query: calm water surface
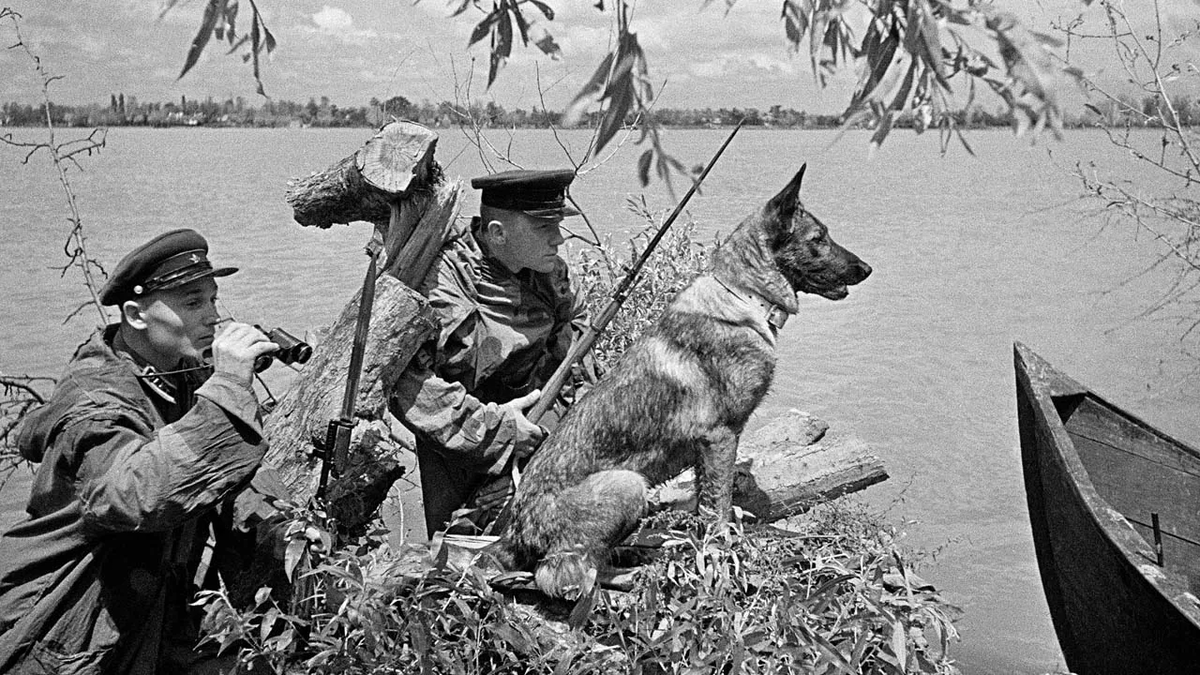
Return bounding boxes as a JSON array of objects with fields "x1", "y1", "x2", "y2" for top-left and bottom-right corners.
[{"x1": 3, "y1": 127, "x2": 1198, "y2": 675}]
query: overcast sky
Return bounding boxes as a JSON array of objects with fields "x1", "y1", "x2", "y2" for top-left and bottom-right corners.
[{"x1": 1, "y1": 1, "x2": 1197, "y2": 113}]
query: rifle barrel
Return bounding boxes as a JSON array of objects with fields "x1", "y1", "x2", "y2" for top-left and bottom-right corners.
[
  {"x1": 527, "y1": 120, "x2": 743, "y2": 423},
  {"x1": 316, "y1": 232, "x2": 383, "y2": 500}
]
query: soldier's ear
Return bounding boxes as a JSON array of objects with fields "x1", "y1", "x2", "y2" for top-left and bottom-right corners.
[
  {"x1": 482, "y1": 219, "x2": 507, "y2": 244},
  {"x1": 121, "y1": 300, "x2": 149, "y2": 330}
]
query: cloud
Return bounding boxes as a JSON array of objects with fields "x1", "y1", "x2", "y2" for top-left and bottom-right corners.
[
  {"x1": 313, "y1": 6, "x2": 354, "y2": 32},
  {"x1": 304, "y1": 5, "x2": 378, "y2": 43},
  {"x1": 685, "y1": 53, "x2": 799, "y2": 80}
]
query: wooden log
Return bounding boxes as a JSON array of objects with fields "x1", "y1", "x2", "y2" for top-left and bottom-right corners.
[
  {"x1": 263, "y1": 275, "x2": 438, "y2": 527},
  {"x1": 264, "y1": 121, "x2": 470, "y2": 531},
  {"x1": 382, "y1": 179, "x2": 466, "y2": 289},
  {"x1": 285, "y1": 120, "x2": 441, "y2": 229},
  {"x1": 650, "y1": 409, "x2": 888, "y2": 521}
]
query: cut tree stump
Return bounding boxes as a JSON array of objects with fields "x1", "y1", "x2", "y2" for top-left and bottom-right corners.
[
  {"x1": 264, "y1": 120, "x2": 460, "y2": 531},
  {"x1": 286, "y1": 121, "x2": 441, "y2": 229}
]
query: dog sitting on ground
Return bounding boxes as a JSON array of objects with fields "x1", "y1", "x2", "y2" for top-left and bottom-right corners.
[{"x1": 485, "y1": 165, "x2": 872, "y2": 598}]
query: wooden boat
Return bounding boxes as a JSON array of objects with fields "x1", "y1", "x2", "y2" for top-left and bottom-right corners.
[{"x1": 1015, "y1": 342, "x2": 1200, "y2": 675}]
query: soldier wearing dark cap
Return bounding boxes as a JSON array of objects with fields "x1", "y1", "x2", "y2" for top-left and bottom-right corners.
[
  {"x1": 0, "y1": 229, "x2": 289, "y2": 674},
  {"x1": 390, "y1": 169, "x2": 596, "y2": 538}
]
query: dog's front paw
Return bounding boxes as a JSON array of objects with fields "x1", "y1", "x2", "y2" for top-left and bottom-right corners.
[{"x1": 535, "y1": 548, "x2": 598, "y2": 600}]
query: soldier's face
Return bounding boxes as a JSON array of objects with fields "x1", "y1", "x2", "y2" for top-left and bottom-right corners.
[
  {"x1": 130, "y1": 278, "x2": 222, "y2": 367},
  {"x1": 492, "y1": 213, "x2": 565, "y2": 274}
]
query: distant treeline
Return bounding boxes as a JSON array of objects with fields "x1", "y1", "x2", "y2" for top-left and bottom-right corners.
[{"x1": 3, "y1": 93, "x2": 1195, "y2": 130}]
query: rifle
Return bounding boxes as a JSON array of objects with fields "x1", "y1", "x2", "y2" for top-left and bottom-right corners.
[
  {"x1": 525, "y1": 119, "x2": 744, "y2": 423},
  {"x1": 315, "y1": 229, "x2": 384, "y2": 500},
  {"x1": 479, "y1": 121, "x2": 743, "y2": 532}
]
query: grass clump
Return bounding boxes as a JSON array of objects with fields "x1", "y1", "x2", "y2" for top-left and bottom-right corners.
[
  {"x1": 197, "y1": 502, "x2": 959, "y2": 674},
  {"x1": 587, "y1": 505, "x2": 960, "y2": 674}
]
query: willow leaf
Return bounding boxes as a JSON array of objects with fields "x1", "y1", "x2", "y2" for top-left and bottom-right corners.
[
  {"x1": 468, "y1": 11, "x2": 498, "y2": 47},
  {"x1": 488, "y1": 7, "x2": 513, "y2": 87},
  {"x1": 509, "y1": 0, "x2": 530, "y2": 45},
  {"x1": 226, "y1": 0, "x2": 238, "y2": 44},
  {"x1": 595, "y1": 70, "x2": 633, "y2": 154},
  {"x1": 179, "y1": 0, "x2": 224, "y2": 79},
  {"x1": 637, "y1": 148, "x2": 653, "y2": 187},
  {"x1": 527, "y1": 0, "x2": 555, "y2": 20},
  {"x1": 562, "y1": 51, "x2": 614, "y2": 125}
]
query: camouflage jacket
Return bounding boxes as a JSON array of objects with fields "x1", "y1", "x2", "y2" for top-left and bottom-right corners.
[
  {"x1": 391, "y1": 222, "x2": 589, "y2": 475},
  {"x1": 0, "y1": 326, "x2": 285, "y2": 675}
]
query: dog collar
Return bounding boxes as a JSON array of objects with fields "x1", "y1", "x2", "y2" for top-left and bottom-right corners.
[{"x1": 714, "y1": 277, "x2": 790, "y2": 335}]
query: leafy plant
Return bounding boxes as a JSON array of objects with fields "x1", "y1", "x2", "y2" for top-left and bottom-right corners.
[
  {"x1": 196, "y1": 499, "x2": 960, "y2": 674},
  {"x1": 571, "y1": 201, "x2": 716, "y2": 371},
  {"x1": 172, "y1": 0, "x2": 276, "y2": 95},
  {"x1": 587, "y1": 505, "x2": 961, "y2": 674},
  {"x1": 161, "y1": 1, "x2": 1083, "y2": 187},
  {"x1": 459, "y1": 0, "x2": 564, "y2": 87}
]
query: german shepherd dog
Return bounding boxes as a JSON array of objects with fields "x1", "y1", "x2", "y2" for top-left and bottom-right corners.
[{"x1": 487, "y1": 165, "x2": 871, "y2": 598}]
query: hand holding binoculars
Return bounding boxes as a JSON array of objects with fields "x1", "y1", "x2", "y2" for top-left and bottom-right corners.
[{"x1": 253, "y1": 326, "x2": 313, "y2": 373}]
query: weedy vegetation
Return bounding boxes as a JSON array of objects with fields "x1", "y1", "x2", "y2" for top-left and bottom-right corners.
[
  {"x1": 196, "y1": 500, "x2": 960, "y2": 674},
  {"x1": 573, "y1": 199, "x2": 717, "y2": 371}
]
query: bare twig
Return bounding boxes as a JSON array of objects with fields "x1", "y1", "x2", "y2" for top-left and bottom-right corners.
[
  {"x1": 1, "y1": 373, "x2": 54, "y2": 486},
  {"x1": 2, "y1": 9, "x2": 108, "y2": 327},
  {"x1": 1053, "y1": 0, "x2": 1200, "y2": 361}
]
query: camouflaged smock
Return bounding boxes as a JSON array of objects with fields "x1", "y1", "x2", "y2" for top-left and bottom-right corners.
[
  {"x1": 391, "y1": 224, "x2": 588, "y2": 535},
  {"x1": 0, "y1": 326, "x2": 286, "y2": 675}
]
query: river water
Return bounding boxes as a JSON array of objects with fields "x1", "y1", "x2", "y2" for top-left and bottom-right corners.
[{"x1": 3, "y1": 126, "x2": 1198, "y2": 674}]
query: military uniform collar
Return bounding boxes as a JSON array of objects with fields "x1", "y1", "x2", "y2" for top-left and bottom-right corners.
[{"x1": 110, "y1": 327, "x2": 181, "y2": 405}]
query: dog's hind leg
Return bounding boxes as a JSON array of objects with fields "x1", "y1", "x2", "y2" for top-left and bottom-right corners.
[
  {"x1": 696, "y1": 428, "x2": 739, "y2": 524},
  {"x1": 533, "y1": 469, "x2": 649, "y2": 599}
]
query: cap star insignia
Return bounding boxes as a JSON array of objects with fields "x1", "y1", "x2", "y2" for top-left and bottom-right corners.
[{"x1": 189, "y1": 253, "x2": 201, "y2": 264}]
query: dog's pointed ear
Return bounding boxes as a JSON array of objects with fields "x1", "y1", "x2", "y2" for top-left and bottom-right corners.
[{"x1": 766, "y1": 165, "x2": 806, "y2": 223}]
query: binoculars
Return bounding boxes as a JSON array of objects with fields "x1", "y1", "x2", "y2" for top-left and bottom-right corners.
[{"x1": 253, "y1": 326, "x2": 313, "y2": 373}]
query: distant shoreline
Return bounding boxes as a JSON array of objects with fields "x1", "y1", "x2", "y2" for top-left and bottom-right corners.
[{"x1": 0, "y1": 121, "x2": 1118, "y2": 131}]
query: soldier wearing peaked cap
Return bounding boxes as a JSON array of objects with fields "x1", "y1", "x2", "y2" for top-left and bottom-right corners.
[
  {"x1": 0, "y1": 228, "x2": 292, "y2": 674},
  {"x1": 390, "y1": 169, "x2": 598, "y2": 539}
]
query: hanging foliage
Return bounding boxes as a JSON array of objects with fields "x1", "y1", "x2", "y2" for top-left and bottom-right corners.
[{"x1": 165, "y1": 0, "x2": 1083, "y2": 181}]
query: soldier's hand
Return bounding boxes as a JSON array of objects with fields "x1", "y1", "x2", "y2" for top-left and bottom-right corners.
[
  {"x1": 508, "y1": 388, "x2": 541, "y2": 414},
  {"x1": 211, "y1": 322, "x2": 277, "y2": 388},
  {"x1": 503, "y1": 389, "x2": 546, "y2": 457}
]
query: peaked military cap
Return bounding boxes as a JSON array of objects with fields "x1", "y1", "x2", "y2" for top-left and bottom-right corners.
[
  {"x1": 99, "y1": 228, "x2": 237, "y2": 305},
  {"x1": 472, "y1": 168, "x2": 581, "y2": 219}
]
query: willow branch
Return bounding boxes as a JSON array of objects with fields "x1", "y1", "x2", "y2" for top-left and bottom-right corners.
[{"x1": 4, "y1": 9, "x2": 108, "y2": 327}]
